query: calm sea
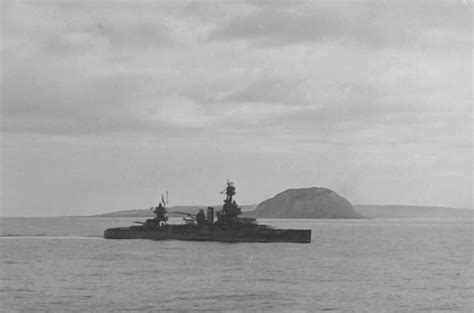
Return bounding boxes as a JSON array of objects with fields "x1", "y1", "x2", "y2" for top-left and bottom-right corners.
[{"x1": 0, "y1": 217, "x2": 472, "y2": 312}]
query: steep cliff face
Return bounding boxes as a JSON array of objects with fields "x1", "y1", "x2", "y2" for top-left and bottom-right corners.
[{"x1": 256, "y1": 187, "x2": 362, "y2": 218}]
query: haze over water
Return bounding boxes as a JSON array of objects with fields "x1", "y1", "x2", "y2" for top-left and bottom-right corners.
[{"x1": 1, "y1": 217, "x2": 472, "y2": 312}]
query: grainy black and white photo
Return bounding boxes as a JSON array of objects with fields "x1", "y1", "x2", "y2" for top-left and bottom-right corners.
[{"x1": 1, "y1": 0, "x2": 472, "y2": 312}]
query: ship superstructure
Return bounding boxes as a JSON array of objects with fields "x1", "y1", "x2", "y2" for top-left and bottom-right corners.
[{"x1": 104, "y1": 181, "x2": 311, "y2": 243}]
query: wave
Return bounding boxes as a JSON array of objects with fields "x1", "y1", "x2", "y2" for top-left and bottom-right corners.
[
  {"x1": 0, "y1": 234, "x2": 102, "y2": 239},
  {"x1": 1, "y1": 233, "x2": 47, "y2": 237}
]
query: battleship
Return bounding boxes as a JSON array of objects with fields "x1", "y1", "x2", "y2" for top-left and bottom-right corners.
[{"x1": 104, "y1": 182, "x2": 311, "y2": 243}]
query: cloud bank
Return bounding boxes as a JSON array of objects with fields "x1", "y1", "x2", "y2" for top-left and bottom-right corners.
[{"x1": 1, "y1": 0, "x2": 472, "y2": 215}]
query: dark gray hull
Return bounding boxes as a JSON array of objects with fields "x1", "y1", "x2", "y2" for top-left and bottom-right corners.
[{"x1": 104, "y1": 225, "x2": 311, "y2": 243}]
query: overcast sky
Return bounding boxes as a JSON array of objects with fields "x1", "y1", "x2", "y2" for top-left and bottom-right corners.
[{"x1": 1, "y1": 0, "x2": 472, "y2": 216}]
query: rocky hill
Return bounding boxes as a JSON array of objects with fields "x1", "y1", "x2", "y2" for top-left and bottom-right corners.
[{"x1": 256, "y1": 187, "x2": 362, "y2": 218}]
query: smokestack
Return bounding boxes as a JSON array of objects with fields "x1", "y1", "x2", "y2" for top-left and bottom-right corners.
[{"x1": 207, "y1": 207, "x2": 214, "y2": 224}]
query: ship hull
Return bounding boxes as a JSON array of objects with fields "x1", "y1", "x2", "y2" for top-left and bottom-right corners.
[{"x1": 104, "y1": 226, "x2": 311, "y2": 243}]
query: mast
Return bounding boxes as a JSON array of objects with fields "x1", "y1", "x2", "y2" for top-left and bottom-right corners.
[{"x1": 219, "y1": 180, "x2": 241, "y2": 222}]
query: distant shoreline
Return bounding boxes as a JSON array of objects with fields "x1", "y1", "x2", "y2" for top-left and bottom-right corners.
[
  {"x1": 90, "y1": 204, "x2": 474, "y2": 219},
  {"x1": 1, "y1": 204, "x2": 471, "y2": 219}
]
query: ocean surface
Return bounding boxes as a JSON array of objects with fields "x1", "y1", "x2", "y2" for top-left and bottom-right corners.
[{"x1": 0, "y1": 217, "x2": 472, "y2": 312}]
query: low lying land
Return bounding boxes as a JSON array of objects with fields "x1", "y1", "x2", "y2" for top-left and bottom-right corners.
[
  {"x1": 354, "y1": 205, "x2": 473, "y2": 219},
  {"x1": 95, "y1": 205, "x2": 257, "y2": 218},
  {"x1": 96, "y1": 204, "x2": 472, "y2": 219},
  {"x1": 93, "y1": 185, "x2": 471, "y2": 220}
]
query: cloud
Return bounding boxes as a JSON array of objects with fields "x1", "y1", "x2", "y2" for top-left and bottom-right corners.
[
  {"x1": 1, "y1": 0, "x2": 471, "y2": 142},
  {"x1": 1, "y1": 1, "x2": 472, "y2": 216},
  {"x1": 220, "y1": 76, "x2": 307, "y2": 106},
  {"x1": 209, "y1": 1, "x2": 471, "y2": 49}
]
